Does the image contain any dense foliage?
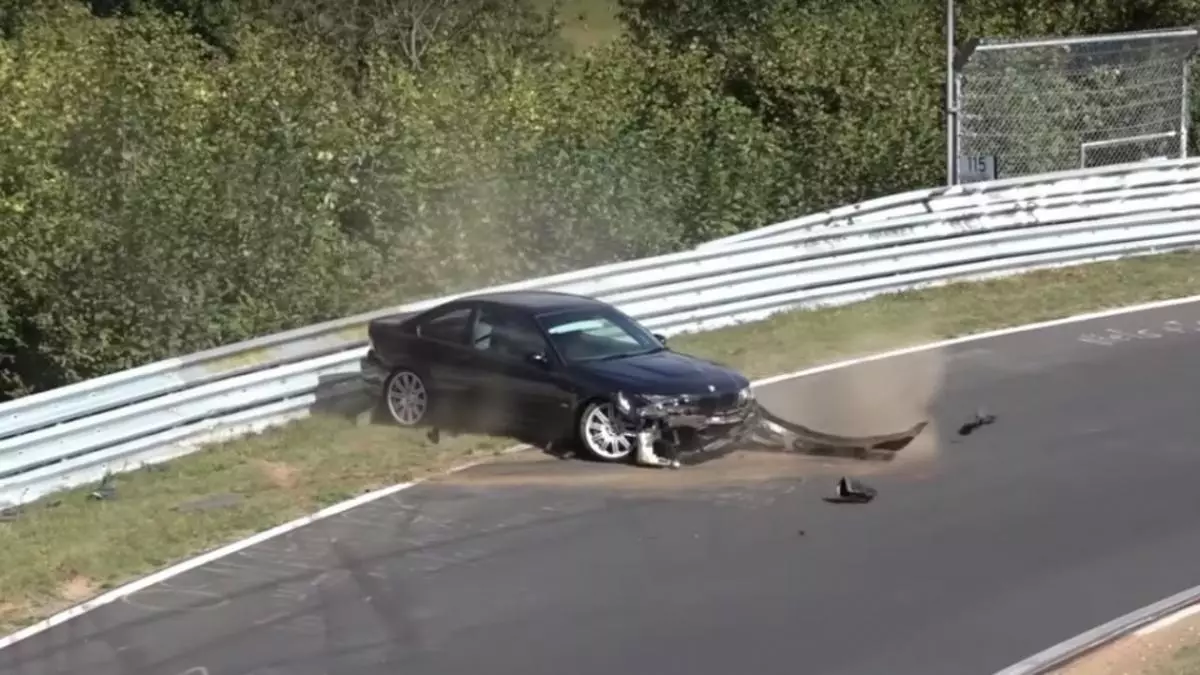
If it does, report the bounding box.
[2,0,1199,399]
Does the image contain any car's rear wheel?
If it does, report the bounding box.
[383,367,431,427]
[577,400,635,462]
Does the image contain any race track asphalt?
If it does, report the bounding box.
[6,301,1200,675]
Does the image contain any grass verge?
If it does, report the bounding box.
[3,250,1200,634]
[1157,641,1200,675]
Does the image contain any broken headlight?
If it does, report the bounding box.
[737,386,753,404]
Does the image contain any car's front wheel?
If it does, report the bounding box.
[382,367,431,427]
[577,400,635,463]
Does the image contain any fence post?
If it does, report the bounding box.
[945,0,958,186]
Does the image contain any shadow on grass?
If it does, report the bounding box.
[311,371,570,461]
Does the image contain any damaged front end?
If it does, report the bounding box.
[611,389,928,469]
[610,388,757,468]
[614,384,753,468]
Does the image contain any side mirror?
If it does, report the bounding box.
[526,352,551,368]
[653,333,668,346]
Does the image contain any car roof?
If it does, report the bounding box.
[457,289,610,313]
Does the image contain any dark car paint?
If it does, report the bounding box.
[571,350,749,396]
[363,291,748,444]
[367,303,479,400]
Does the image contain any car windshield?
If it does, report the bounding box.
[536,307,664,363]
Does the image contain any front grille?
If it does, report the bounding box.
[686,393,738,416]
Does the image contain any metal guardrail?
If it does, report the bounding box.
[4,157,1200,507]
[697,156,1198,250]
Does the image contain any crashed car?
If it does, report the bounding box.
[360,289,927,468]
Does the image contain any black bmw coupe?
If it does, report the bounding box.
[360,289,754,463]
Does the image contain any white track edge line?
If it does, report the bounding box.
[3,291,1200,652]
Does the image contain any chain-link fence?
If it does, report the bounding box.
[956,28,1199,181]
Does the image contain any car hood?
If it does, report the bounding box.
[573,349,749,396]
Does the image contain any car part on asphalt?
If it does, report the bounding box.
[958,409,997,436]
[748,404,929,457]
[823,477,878,504]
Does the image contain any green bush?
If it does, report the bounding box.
[0,1,782,398]
[0,7,375,395]
[3,0,1200,400]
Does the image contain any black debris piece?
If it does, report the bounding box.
[0,506,23,522]
[958,409,997,436]
[823,476,878,504]
[427,427,441,444]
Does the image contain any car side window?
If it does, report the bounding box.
[415,307,472,344]
[473,307,550,361]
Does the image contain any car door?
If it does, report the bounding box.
[407,304,478,405]
[466,304,576,438]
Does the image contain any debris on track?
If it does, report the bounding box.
[958,409,997,436]
[823,476,879,504]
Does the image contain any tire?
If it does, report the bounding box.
[576,399,636,463]
[381,366,432,427]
